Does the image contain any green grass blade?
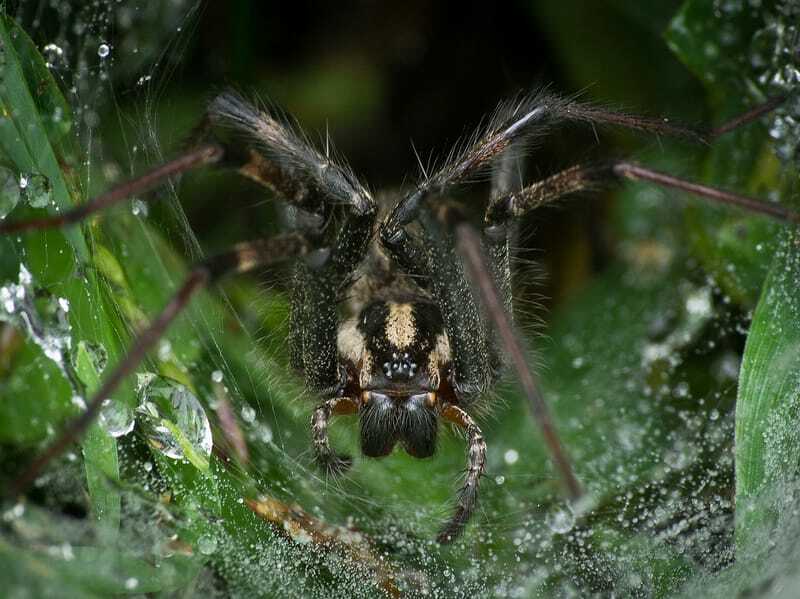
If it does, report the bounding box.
[735,228,800,544]
[74,341,121,541]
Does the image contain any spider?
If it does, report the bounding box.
[5,87,797,544]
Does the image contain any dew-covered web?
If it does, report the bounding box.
[3,1,800,597]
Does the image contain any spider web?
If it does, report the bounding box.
[3,2,800,598]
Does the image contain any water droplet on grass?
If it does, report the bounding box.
[136,373,212,469]
[23,173,51,208]
[99,398,135,437]
[97,43,110,58]
[0,264,72,373]
[241,405,256,423]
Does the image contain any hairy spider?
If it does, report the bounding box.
[5,87,797,544]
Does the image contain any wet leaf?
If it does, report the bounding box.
[735,229,800,543]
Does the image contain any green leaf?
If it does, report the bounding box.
[74,341,120,541]
[735,228,800,543]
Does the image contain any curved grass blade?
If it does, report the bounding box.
[735,228,800,546]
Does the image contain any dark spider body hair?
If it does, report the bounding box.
[6,87,796,544]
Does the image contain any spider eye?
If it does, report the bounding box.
[380,352,418,381]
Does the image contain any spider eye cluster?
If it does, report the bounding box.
[382,351,417,380]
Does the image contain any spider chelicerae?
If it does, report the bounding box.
[6,87,798,543]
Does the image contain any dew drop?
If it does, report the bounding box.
[504,449,519,465]
[97,43,110,58]
[545,504,575,534]
[131,198,148,217]
[99,398,135,437]
[198,534,218,555]
[136,373,212,468]
[241,405,256,424]
[23,173,52,208]
[211,369,223,383]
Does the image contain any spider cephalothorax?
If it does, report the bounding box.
[7,85,796,544]
[338,299,451,458]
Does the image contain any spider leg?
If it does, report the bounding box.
[312,397,358,475]
[417,206,495,401]
[483,161,800,226]
[206,93,377,394]
[436,403,486,544]
[381,92,785,237]
[9,234,309,497]
[0,143,224,234]
[457,224,582,500]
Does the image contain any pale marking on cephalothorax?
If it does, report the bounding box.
[427,333,451,390]
[385,302,416,349]
[337,317,365,364]
[359,350,374,389]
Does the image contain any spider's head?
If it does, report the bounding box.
[337,300,452,459]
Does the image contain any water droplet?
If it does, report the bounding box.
[136,373,212,468]
[23,173,52,208]
[99,398,135,437]
[2,502,25,522]
[0,166,20,218]
[42,43,64,68]
[495,475,505,485]
[0,264,72,373]
[198,534,218,555]
[256,423,273,444]
[241,405,256,423]
[124,578,138,590]
[211,370,223,383]
[545,504,575,534]
[685,287,712,318]
[158,340,172,361]
[504,449,519,465]
[97,43,110,58]
[131,198,148,217]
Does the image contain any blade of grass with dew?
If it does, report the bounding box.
[735,228,800,546]
[74,340,120,541]
[0,15,130,539]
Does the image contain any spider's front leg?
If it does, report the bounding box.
[436,403,487,544]
[378,200,501,542]
[205,92,378,476]
[311,397,359,475]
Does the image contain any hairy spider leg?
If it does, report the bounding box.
[436,403,487,544]
[457,224,583,501]
[311,397,359,476]
[483,161,800,226]
[205,92,378,471]
[0,143,224,234]
[10,234,310,497]
[382,92,787,236]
